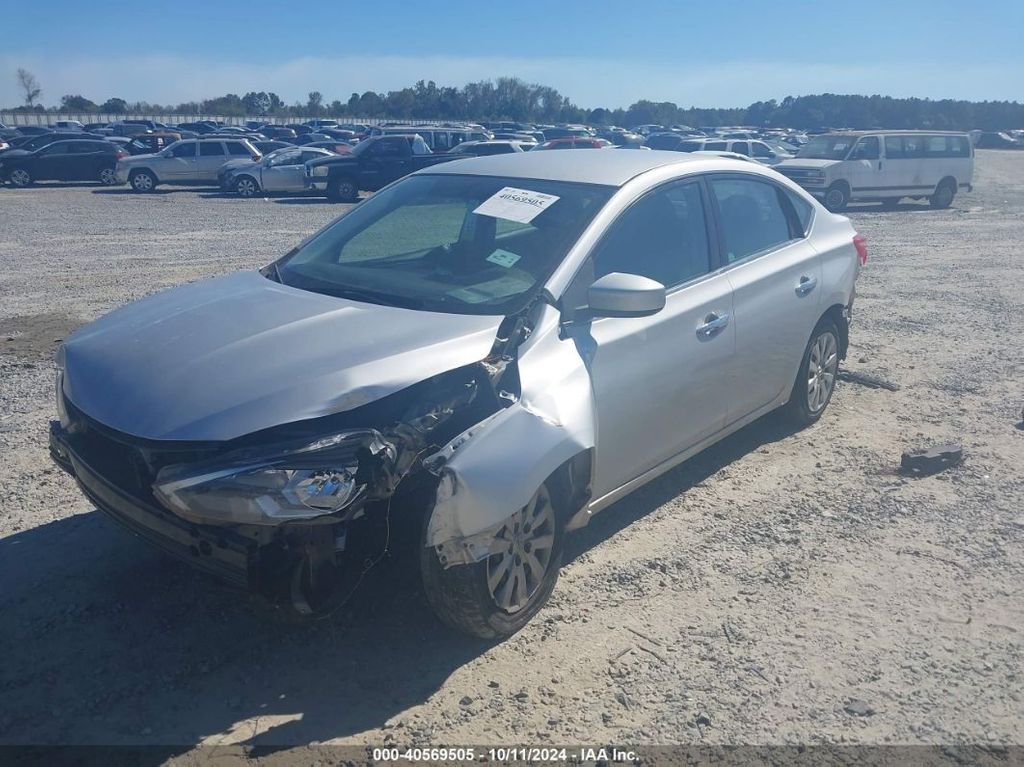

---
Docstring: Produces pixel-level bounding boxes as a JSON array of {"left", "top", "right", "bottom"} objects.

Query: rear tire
[
  {"left": 129, "top": 169, "right": 157, "bottom": 192},
  {"left": 782, "top": 319, "right": 841, "bottom": 427},
  {"left": 98, "top": 165, "right": 118, "bottom": 185},
  {"left": 421, "top": 483, "right": 564, "bottom": 639},
  {"left": 823, "top": 183, "right": 849, "bottom": 212},
  {"left": 327, "top": 177, "right": 358, "bottom": 203},
  {"left": 234, "top": 175, "right": 259, "bottom": 197},
  {"left": 9, "top": 168, "right": 32, "bottom": 187},
  {"left": 929, "top": 179, "right": 956, "bottom": 209}
]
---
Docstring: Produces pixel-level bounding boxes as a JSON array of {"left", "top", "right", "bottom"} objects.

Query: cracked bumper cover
[{"left": 49, "top": 421, "right": 255, "bottom": 588}]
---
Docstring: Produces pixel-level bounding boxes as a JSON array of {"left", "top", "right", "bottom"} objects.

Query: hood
[
  {"left": 119, "top": 152, "right": 163, "bottom": 163},
  {"left": 222, "top": 159, "right": 257, "bottom": 174},
  {"left": 61, "top": 271, "right": 504, "bottom": 441},
  {"left": 775, "top": 158, "right": 841, "bottom": 169},
  {"left": 0, "top": 149, "right": 31, "bottom": 159}
]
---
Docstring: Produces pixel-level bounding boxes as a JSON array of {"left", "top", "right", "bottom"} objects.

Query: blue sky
[{"left": 2, "top": 0, "right": 1022, "bottom": 109}]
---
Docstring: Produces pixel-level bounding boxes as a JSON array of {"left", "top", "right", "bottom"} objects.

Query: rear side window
[
  {"left": 647, "top": 134, "right": 680, "bottom": 150},
  {"left": 925, "top": 135, "right": 971, "bottom": 158},
  {"left": 199, "top": 142, "right": 225, "bottom": 156},
  {"left": 225, "top": 142, "right": 250, "bottom": 156},
  {"left": 169, "top": 142, "right": 196, "bottom": 158},
  {"left": 785, "top": 189, "right": 814, "bottom": 236},
  {"left": 705, "top": 141, "right": 727, "bottom": 151},
  {"left": 711, "top": 177, "right": 794, "bottom": 263},
  {"left": 679, "top": 141, "right": 703, "bottom": 152},
  {"left": 591, "top": 181, "right": 711, "bottom": 288}
]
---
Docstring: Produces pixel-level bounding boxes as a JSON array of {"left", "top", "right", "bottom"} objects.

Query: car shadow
[
  {"left": 846, "top": 201, "right": 944, "bottom": 214},
  {"left": 91, "top": 187, "right": 211, "bottom": 196},
  {"left": 0, "top": 411, "right": 797, "bottom": 751},
  {"left": 272, "top": 197, "right": 337, "bottom": 206}
]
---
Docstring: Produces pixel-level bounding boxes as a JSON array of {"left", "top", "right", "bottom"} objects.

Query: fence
[{"left": 0, "top": 112, "right": 450, "bottom": 128}]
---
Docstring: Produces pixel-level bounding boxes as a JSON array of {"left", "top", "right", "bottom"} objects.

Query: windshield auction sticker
[{"left": 474, "top": 187, "right": 560, "bottom": 224}]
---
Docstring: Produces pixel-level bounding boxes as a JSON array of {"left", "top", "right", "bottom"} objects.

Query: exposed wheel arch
[{"left": 820, "top": 303, "right": 849, "bottom": 360}]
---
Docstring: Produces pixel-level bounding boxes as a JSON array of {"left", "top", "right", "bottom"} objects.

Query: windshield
[
  {"left": 797, "top": 135, "right": 856, "bottom": 160},
  {"left": 277, "top": 174, "right": 613, "bottom": 315}
]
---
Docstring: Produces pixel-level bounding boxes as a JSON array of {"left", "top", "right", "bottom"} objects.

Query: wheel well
[
  {"left": 828, "top": 179, "right": 850, "bottom": 193},
  {"left": 544, "top": 449, "right": 594, "bottom": 523},
  {"left": 129, "top": 167, "right": 156, "bottom": 180},
  {"left": 821, "top": 304, "right": 849, "bottom": 360},
  {"left": 936, "top": 175, "right": 957, "bottom": 192}
]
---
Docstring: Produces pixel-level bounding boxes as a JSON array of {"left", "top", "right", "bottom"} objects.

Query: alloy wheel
[
  {"left": 132, "top": 173, "right": 153, "bottom": 191},
  {"left": 486, "top": 485, "right": 557, "bottom": 614},
  {"left": 10, "top": 169, "right": 30, "bottom": 186},
  {"left": 807, "top": 331, "right": 839, "bottom": 412},
  {"left": 99, "top": 167, "right": 116, "bottom": 185},
  {"left": 236, "top": 177, "right": 257, "bottom": 197}
]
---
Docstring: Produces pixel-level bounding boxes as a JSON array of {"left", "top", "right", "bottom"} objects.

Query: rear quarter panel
[{"left": 813, "top": 209, "right": 859, "bottom": 313}]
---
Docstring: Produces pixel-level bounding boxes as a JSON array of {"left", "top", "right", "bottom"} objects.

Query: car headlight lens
[
  {"left": 153, "top": 430, "right": 393, "bottom": 526},
  {"left": 310, "top": 165, "right": 329, "bottom": 177}
]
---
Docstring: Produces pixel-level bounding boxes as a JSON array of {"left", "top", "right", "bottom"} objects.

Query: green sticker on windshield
[{"left": 486, "top": 248, "right": 521, "bottom": 268}]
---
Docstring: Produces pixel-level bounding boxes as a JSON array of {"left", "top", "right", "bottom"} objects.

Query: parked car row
[{"left": 0, "top": 121, "right": 977, "bottom": 214}]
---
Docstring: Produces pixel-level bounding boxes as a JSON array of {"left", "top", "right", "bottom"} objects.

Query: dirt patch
[{"left": 0, "top": 312, "right": 82, "bottom": 362}]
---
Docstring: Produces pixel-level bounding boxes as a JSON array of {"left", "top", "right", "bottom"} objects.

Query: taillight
[
  {"left": 251, "top": 153, "right": 261, "bottom": 161},
  {"left": 115, "top": 150, "right": 128, "bottom": 160},
  {"left": 853, "top": 233, "right": 868, "bottom": 266}
]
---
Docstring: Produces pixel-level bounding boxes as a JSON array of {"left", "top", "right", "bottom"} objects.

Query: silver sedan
[
  {"left": 223, "top": 146, "right": 334, "bottom": 196},
  {"left": 51, "top": 151, "right": 864, "bottom": 637}
]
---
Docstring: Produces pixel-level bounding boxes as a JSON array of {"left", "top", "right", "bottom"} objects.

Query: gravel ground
[{"left": 0, "top": 155, "right": 1022, "bottom": 754}]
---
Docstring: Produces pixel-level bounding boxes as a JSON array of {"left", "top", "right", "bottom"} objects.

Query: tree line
[{"left": 8, "top": 69, "right": 1024, "bottom": 130}]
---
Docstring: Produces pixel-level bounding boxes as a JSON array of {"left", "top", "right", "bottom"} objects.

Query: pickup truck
[{"left": 305, "top": 134, "right": 462, "bottom": 202}]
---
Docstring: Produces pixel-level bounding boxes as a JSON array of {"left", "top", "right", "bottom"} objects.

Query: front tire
[
  {"left": 129, "top": 169, "right": 157, "bottom": 192},
  {"left": 929, "top": 179, "right": 955, "bottom": 209},
  {"left": 783, "top": 319, "right": 841, "bottom": 427},
  {"left": 421, "top": 483, "right": 564, "bottom": 639},
  {"left": 823, "top": 183, "right": 849, "bottom": 212},
  {"left": 327, "top": 177, "right": 358, "bottom": 203},
  {"left": 9, "top": 168, "right": 32, "bottom": 187}
]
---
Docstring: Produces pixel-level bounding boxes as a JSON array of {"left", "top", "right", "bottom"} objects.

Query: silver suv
[
  {"left": 116, "top": 138, "right": 260, "bottom": 191},
  {"left": 51, "top": 151, "right": 864, "bottom": 637}
]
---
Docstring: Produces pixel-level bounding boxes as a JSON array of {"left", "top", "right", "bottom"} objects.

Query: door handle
[
  {"left": 696, "top": 311, "right": 730, "bottom": 338},
  {"left": 795, "top": 275, "right": 817, "bottom": 296}
]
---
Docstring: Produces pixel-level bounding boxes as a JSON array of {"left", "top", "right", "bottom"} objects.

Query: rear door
[
  {"left": 196, "top": 141, "right": 228, "bottom": 181},
  {"left": 709, "top": 174, "right": 823, "bottom": 424},
  {"left": 65, "top": 141, "right": 103, "bottom": 180}
]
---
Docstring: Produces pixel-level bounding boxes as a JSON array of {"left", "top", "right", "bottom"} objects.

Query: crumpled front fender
[{"left": 424, "top": 306, "right": 596, "bottom": 557}]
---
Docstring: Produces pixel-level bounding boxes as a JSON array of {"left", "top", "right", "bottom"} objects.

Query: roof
[
  {"left": 422, "top": 149, "right": 710, "bottom": 187},
  {"left": 823, "top": 130, "right": 969, "bottom": 136}
]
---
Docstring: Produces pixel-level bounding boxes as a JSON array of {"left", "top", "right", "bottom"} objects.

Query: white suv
[
  {"left": 116, "top": 138, "right": 260, "bottom": 191},
  {"left": 775, "top": 130, "right": 974, "bottom": 211}
]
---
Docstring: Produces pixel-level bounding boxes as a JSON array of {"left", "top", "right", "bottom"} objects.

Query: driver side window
[
  {"left": 590, "top": 181, "right": 712, "bottom": 289},
  {"left": 169, "top": 142, "right": 196, "bottom": 158},
  {"left": 851, "top": 136, "right": 880, "bottom": 160}
]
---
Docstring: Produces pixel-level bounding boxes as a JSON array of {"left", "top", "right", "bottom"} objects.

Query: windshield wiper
[{"left": 325, "top": 286, "right": 425, "bottom": 310}]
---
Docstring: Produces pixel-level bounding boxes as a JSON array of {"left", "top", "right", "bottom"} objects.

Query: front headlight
[
  {"left": 310, "top": 164, "right": 329, "bottom": 177},
  {"left": 153, "top": 430, "right": 394, "bottom": 526}
]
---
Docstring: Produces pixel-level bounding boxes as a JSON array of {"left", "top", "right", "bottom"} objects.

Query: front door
[
  {"left": 847, "top": 135, "right": 882, "bottom": 195},
  {"left": 565, "top": 178, "right": 735, "bottom": 499}
]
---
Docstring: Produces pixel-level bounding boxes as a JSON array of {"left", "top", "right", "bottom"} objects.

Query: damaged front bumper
[{"left": 50, "top": 421, "right": 256, "bottom": 588}]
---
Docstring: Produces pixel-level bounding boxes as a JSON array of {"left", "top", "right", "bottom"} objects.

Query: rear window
[
  {"left": 199, "top": 142, "right": 225, "bottom": 156},
  {"left": 924, "top": 135, "right": 971, "bottom": 158}
]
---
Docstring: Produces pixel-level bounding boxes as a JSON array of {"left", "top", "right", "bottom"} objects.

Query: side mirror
[{"left": 586, "top": 272, "right": 666, "bottom": 319}]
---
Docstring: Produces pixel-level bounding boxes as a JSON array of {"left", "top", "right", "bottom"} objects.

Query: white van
[{"left": 775, "top": 130, "right": 973, "bottom": 211}]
